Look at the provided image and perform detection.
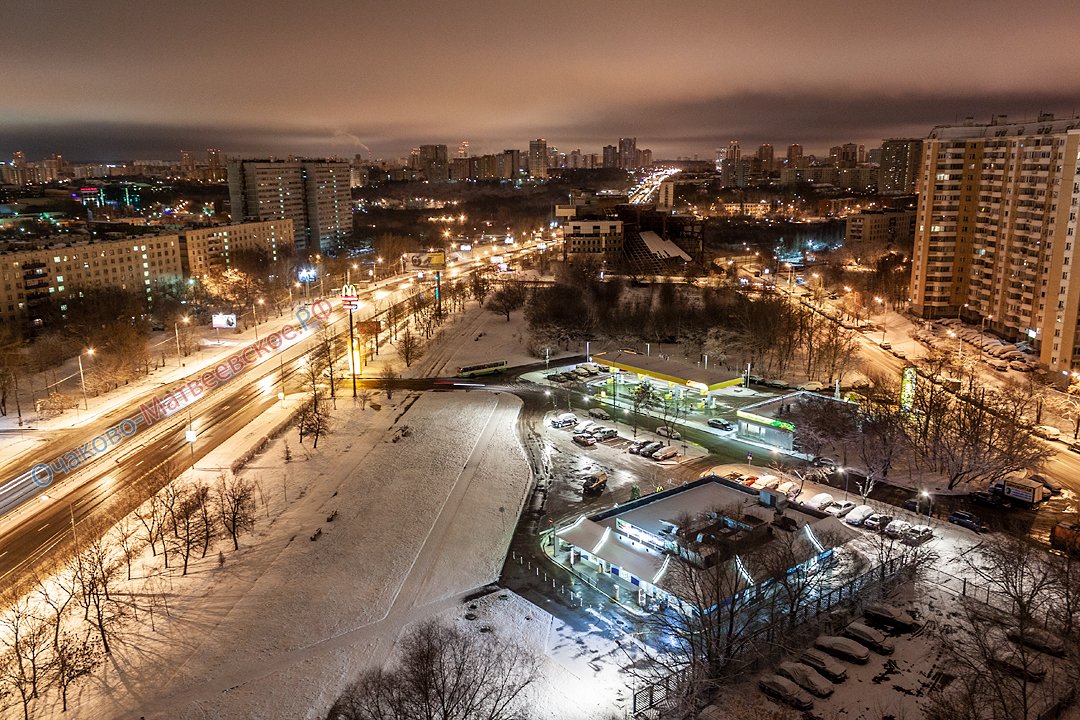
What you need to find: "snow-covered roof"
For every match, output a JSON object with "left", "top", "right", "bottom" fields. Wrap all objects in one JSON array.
[
  {"left": 556, "top": 516, "right": 668, "bottom": 585},
  {"left": 638, "top": 230, "right": 691, "bottom": 261}
]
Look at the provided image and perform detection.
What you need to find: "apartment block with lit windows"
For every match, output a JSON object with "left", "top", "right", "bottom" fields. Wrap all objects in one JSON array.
[
  {"left": 910, "top": 115, "right": 1080, "bottom": 373},
  {"left": 179, "top": 219, "right": 293, "bottom": 276},
  {"left": 0, "top": 235, "right": 183, "bottom": 327}
]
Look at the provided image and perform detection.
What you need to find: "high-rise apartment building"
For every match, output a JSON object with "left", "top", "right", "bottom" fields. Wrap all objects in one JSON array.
[
  {"left": 228, "top": 159, "right": 351, "bottom": 253},
  {"left": 180, "top": 220, "right": 292, "bottom": 276},
  {"left": 417, "top": 144, "right": 449, "bottom": 182},
  {"left": 618, "top": 137, "right": 637, "bottom": 170},
  {"left": 528, "top": 139, "right": 548, "bottom": 179},
  {"left": 757, "top": 144, "right": 775, "bottom": 171},
  {"left": 602, "top": 145, "right": 618, "bottom": 169},
  {"left": 910, "top": 115, "right": 1080, "bottom": 372},
  {"left": 879, "top": 138, "right": 923, "bottom": 195},
  {"left": 786, "top": 144, "right": 804, "bottom": 168}
]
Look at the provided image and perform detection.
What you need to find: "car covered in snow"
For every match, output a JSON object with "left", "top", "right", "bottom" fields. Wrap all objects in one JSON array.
[
  {"left": 844, "top": 505, "right": 875, "bottom": 526},
  {"left": 863, "top": 603, "right": 917, "bottom": 631},
  {"left": 814, "top": 635, "right": 871, "bottom": 664},
  {"left": 758, "top": 674, "right": 814, "bottom": 710},
  {"left": 777, "top": 661, "right": 833, "bottom": 698}
]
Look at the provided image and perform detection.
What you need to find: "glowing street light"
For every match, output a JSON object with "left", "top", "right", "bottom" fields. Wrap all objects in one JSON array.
[{"left": 174, "top": 315, "right": 190, "bottom": 367}]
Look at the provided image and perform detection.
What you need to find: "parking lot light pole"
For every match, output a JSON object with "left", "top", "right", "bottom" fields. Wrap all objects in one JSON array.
[
  {"left": 921, "top": 490, "right": 932, "bottom": 520},
  {"left": 78, "top": 348, "right": 94, "bottom": 410}
]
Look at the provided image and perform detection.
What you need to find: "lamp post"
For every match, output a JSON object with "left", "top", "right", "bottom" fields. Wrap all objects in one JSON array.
[
  {"left": 174, "top": 316, "right": 189, "bottom": 367},
  {"left": 947, "top": 330, "right": 963, "bottom": 364},
  {"left": 875, "top": 296, "right": 886, "bottom": 344},
  {"left": 920, "top": 490, "right": 932, "bottom": 520},
  {"left": 252, "top": 299, "right": 264, "bottom": 341},
  {"left": 980, "top": 315, "right": 993, "bottom": 351},
  {"left": 77, "top": 348, "right": 94, "bottom": 410}
]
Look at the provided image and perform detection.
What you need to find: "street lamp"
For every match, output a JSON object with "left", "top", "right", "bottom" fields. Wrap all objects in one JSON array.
[
  {"left": 77, "top": 348, "right": 94, "bottom": 410},
  {"left": 920, "top": 490, "right": 932, "bottom": 520},
  {"left": 174, "top": 316, "right": 190, "bottom": 367},
  {"left": 252, "top": 298, "right": 264, "bottom": 341},
  {"left": 980, "top": 315, "right": 993, "bottom": 351},
  {"left": 947, "top": 330, "right": 962, "bottom": 363},
  {"left": 874, "top": 296, "right": 886, "bottom": 344}
]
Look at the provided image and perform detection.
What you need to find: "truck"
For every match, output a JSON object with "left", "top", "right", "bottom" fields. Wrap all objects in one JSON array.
[
  {"left": 990, "top": 476, "right": 1045, "bottom": 505},
  {"left": 1051, "top": 522, "right": 1080, "bottom": 556}
]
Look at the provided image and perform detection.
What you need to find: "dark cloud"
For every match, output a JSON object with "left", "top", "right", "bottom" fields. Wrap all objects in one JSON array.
[{"left": 8, "top": 87, "right": 1075, "bottom": 163}]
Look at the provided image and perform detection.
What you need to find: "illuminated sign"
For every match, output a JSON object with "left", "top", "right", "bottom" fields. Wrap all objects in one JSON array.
[
  {"left": 211, "top": 313, "right": 236, "bottom": 329},
  {"left": 340, "top": 283, "right": 359, "bottom": 311},
  {"left": 736, "top": 409, "right": 795, "bottom": 433},
  {"left": 409, "top": 251, "right": 446, "bottom": 270}
]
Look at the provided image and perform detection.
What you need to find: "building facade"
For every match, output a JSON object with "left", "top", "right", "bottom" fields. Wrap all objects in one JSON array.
[
  {"left": 879, "top": 138, "right": 923, "bottom": 195},
  {"left": 179, "top": 220, "right": 293, "bottom": 276},
  {"left": 845, "top": 209, "right": 916, "bottom": 249},
  {"left": 0, "top": 235, "right": 184, "bottom": 326},
  {"left": 528, "top": 139, "right": 548, "bottom": 179},
  {"left": 228, "top": 159, "right": 351, "bottom": 253},
  {"left": 909, "top": 115, "right": 1080, "bottom": 372}
]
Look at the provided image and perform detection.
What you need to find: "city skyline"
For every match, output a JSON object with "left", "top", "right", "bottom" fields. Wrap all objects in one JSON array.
[{"left": 3, "top": 0, "right": 1080, "bottom": 161}]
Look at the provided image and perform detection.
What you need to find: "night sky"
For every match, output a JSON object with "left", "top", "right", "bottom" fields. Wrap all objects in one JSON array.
[{"left": 4, "top": 0, "right": 1080, "bottom": 162}]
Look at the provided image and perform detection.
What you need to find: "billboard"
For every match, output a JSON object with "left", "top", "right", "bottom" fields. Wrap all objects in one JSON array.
[
  {"left": 212, "top": 313, "right": 237, "bottom": 329},
  {"left": 409, "top": 251, "right": 446, "bottom": 270}
]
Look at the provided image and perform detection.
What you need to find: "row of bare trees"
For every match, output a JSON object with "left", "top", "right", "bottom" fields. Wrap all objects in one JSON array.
[
  {"left": 523, "top": 267, "right": 860, "bottom": 383},
  {"left": 0, "top": 465, "right": 259, "bottom": 718},
  {"left": 929, "top": 533, "right": 1080, "bottom": 720},
  {"left": 790, "top": 356, "right": 1053, "bottom": 491}
]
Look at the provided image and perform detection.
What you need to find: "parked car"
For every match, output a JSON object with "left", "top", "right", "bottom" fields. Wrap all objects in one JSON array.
[
  {"left": 591, "top": 427, "right": 618, "bottom": 440},
  {"left": 863, "top": 603, "right": 917, "bottom": 631},
  {"left": 751, "top": 475, "right": 781, "bottom": 490},
  {"left": 651, "top": 446, "right": 680, "bottom": 461},
  {"left": 811, "top": 456, "right": 838, "bottom": 469},
  {"left": 845, "top": 505, "right": 875, "bottom": 526},
  {"left": 843, "top": 622, "right": 895, "bottom": 655},
  {"left": 707, "top": 418, "right": 734, "bottom": 431},
  {"left": 1034, "top": 425, "right": 1062, "bottom": 440},
  {"left": 884, "top": 519, "right": 913, "bottom": 538},
  {"left": 805, "top": 492, "right": 835, "bottom": 511},
  {"left": 638, "top": 442, "right": 662, "bottom": 457},
  {"left": 903, "top": 524, "right": 933, "bottom": 545},
  {"left": 776, "top": 480, "right": 799, "bottom": 497},
  {"left": 863, "top": 513, "right": 893, "bottom": 532},
  {"left": 1006, "top": 627, "right": 1067, "bottom": 657},
  {"left": 824, "top": 500, "right": 857, "bottom": 517},
  {"left": 546, "top": 373, "right": 568, "bottom": 382},
  {"left": 797, "top": 649, "right": 848, "bottom": 682},
  {"left": 1010, "top": 360, "right": 1033, "bottom": 372},
  {"left": 970, "top": 490, "right": 1003, "bottom": 507},
  {"left": 656, "top": 426, "right": 681, "bottom": 440},
  {"left": 628, "top": 441, "right": 648, "bottom": 455},
  {"left": 1029, "top": 474, "right": 1063, "bottom": 495},
  {"left": 948, "top": 510, "right": 989, "bottom": 533},
  {"left": 572, "top": 433, "right": 596, "bottom": 447},
  {"left": 990, "top": 650, "right": 1046, "bottom": 682},
  {"left": 758, "top": 674, "right": 814, "bottom": 710},
  {"left": 878, "top": 341, "right": 892, "bottom": 350},
  {"left": 777, "top": 661, "right": 833, "bottom": 698},
  {"left": 798, "top": 381, "right": 826, "bottom": 392},
  {"left": 588, "top": 408, "right": 611, "bottom": 421},
  {"left": 550, "top": 417, "right": 577, "bottom": 429},
  {"left": 814, "top": 635, "right": 871, "bottom": 664}
]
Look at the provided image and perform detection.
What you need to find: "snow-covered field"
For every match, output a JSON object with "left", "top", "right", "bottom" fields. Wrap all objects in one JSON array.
[{"left": 39, "top": 390, "right": 545, "bottom": 720}]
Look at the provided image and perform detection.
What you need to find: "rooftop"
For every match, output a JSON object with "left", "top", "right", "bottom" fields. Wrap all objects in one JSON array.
[{"left": 592, "top": 349, "right": 741, "bottom": 391}]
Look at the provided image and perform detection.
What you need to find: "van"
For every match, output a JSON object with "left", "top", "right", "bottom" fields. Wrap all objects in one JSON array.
[{"left": 651, "top": 446, "right": 679, "bottom": 461}]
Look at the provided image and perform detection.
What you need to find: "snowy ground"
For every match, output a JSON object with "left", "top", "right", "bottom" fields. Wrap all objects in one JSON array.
[{"left": 31, "top": 389, "right": 552, "bottom": 720}]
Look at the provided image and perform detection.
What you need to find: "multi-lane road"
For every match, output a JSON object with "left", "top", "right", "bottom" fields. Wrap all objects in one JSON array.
[{"left": 0, "top": 239, "right": 550, "bottom": 585}]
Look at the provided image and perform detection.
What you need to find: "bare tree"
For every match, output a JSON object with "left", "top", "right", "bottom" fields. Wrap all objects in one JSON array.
[
  {"left": 168, "top": 485, "right": 202, "bottom": 576},
  {"left": 298, "top": 393, "right": 332, "bottom": 448},
  {"left": 112, "top": 516, "right": 140, "bottom": 581},
  {"left": 397, "top": 327, "right": 424, "bottom": 368},
  {"left": 0, "top": 593, "right": 50, "bottom": 718},
  {"left": 216, "top": 473, "right": 256, "bottom": 551},
  {"left": 52, "top": 631, "right": 99, "bottom": 713},
  {"left": 379, "top": 364, "right": 399, "bottom": 400},
  {"left": 327, "top": 619, "right": 538, "bottom": 720},
  {"left": 485, "top": 282, "right": 528, "bottom": 321}
]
